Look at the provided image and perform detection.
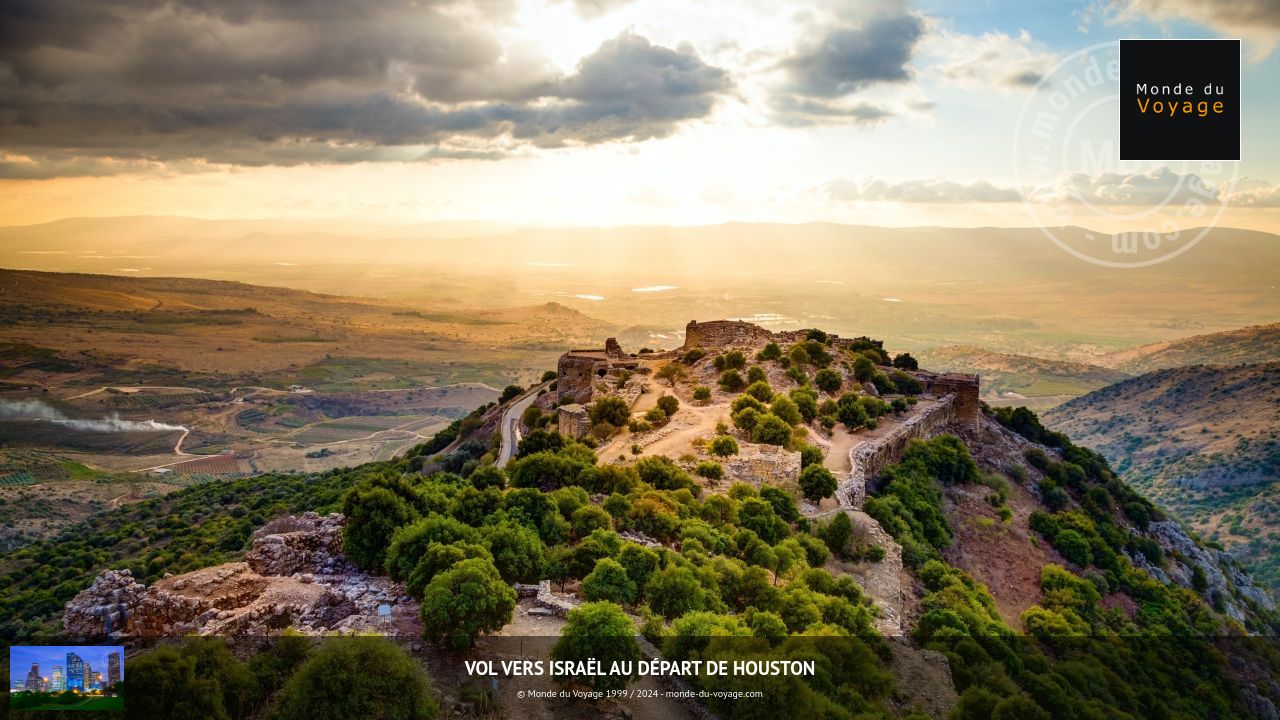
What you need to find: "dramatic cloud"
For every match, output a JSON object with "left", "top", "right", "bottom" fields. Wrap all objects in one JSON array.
[
  {"left": 771, "top": 7, "right": 924, "bottom": 124},
  {"left": 826, "top": 177, "right": 1021, "bottom": 203},
  {"left": 0, "top": 1, "right": 730, "bottom": 177}
]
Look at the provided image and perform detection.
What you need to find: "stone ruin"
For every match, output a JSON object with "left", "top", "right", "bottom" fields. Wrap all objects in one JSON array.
[
  {"left": 64, "top": 512, "right": 417, "bottom": 639},
  {"left": 556, "top": 403, "right": 591, "bottom": 440},
  {"left": 556, "top": 337, "right": 644, "bottom": 404}
]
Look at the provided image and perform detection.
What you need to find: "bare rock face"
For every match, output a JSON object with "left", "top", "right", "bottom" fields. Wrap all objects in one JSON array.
[
  {"left": 64, "top": 512, "right": 418, "bottom": 638},
  {"left": 63, "top": 569, "right": 146, "bottom": 639}
]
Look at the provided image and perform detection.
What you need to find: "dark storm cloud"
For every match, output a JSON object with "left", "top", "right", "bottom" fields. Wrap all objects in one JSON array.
[
  {"left": 772, "top": 9, "right": 923, "bottom": 124},
  {"left": 0, "top": 1, "right": 730, "bottom": 177}
]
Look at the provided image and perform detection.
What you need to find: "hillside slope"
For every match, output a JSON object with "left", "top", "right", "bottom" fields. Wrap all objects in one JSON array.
[
  {"left": 1104, "top": 323, "right": 1280, "bottom": 373},
  {"left": 1045, "top": 363, "right": 1280, "bottom": 592}
]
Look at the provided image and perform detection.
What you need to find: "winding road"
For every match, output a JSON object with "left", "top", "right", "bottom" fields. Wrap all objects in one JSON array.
[{"left": 496, "top": 382, "right": 550, "bottom": 468}]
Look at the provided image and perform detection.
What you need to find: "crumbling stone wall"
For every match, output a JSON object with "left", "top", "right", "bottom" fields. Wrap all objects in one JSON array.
[
  {"left": 682, "top": 320, "right": 777, "bottom": 350},
  {"left": 913, "top": 372, "right": 979, "bottom": 426},
  {"left": 64, "top": 512, "right": 415, "bottom": 638},
  {"left": 722, "top": 442, "right": 802, "bottom": 493},
  {"left": 836, "top": 397, "right": 958, "bottom": 507}
]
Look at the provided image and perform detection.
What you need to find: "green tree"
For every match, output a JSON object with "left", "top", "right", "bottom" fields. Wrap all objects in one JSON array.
[
  {"left": 468, "top": 464, "right": 507, "bottom": 490},
  {"left": 751, "top": 413, "right": 793, "bottom": 446},
  {"left": 710, "top": 434, "right": 739, "bottom": 457},
  {"left": 758, "top": 342, "right": 782, "bottom": 361},
  {"left": 552, "top": 602, "right": 642, "bottom": 692},
  {"left": 483, "top": 521, "right": 547, "bottom": 583},
  {"left": 589, "top": 397, "right": 631, "bottom": 427},
  {"left": 419, "top": 558, "right": 516, "bottom": 649},
  {"left": 747, "top": 365, "right": 768, "bottom": 384},
  {"left": 647, "top": 565, "right": 711, "bottom": 619},
  {"left": 1052, "top": 529, "right": 1093, "bottom": 567},
  {"left": 571, "top": 504, "right": 613, "bottom": 538},
  {"left": 821, "top": 512, "right": 854, "bottom": 557},
  {"left": 343, "top": 486, "right": 417, "bottom": 573},
  {"left": 635, "top": 455, "right": 695, "bottom": 491},
  {"left": 693, "top": 385, "right": 712, "bottom": 401},
  {"left": 269, "top": 638, "right": 439, "bottom": 720},
  {"left": 406, "top": 542, "right": 493, "bottom": 599},
  {"left": 385, "top": 514, "right": 481, "bottom": 581},
  {"left": 582, "top": 557, "right": 638, "bottom": 604},
  {"left": 500, "top": 385, "right": 524, "bottom": 403},
  {"left": 799, "top": 464, "right": 838, "bottom": 502},
  {"left": 656, "top": 394, "right": 680, "bottom": 416},
  {"left": 770, "top": 395, "right": 803, "bottom": 426}
]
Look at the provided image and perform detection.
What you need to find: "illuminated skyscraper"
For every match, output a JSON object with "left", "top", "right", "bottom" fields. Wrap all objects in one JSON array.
[
  {"left": 90, "top": 671, "right": 102, "bottom": 690},
  {"left": 66, "top": 653, "right": 85, "bottom": 691},
  {"left": 51, "top": 665, "right": 66, "bottom": 692},
  {"left": 107, "top": 652, "right": 121, "bottom": 687},
  {"left": 24, "top": 663, "right": 40, "bottom": 692}
]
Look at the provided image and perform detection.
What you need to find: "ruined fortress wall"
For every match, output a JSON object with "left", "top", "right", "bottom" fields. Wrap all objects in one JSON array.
[
  {"left": 837, "top": 397, "right": 958, "bottom": 508},
  {"left": 557, "top": 354, "right": 608, "bottom": 403},
  {"left": 681, "top": 320, "right": 777, "bottom": 350}
]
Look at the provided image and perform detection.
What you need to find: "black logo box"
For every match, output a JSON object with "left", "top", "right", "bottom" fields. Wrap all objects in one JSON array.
[{"left": 1120, "top": 39, "right": 1241, "bottom": 161}]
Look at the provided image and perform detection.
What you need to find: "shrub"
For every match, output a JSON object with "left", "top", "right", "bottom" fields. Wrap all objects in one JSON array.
[
  {"left": 695, "top": 461, "right": 724, "bottom": 481},
  {"left": 1052, "top": 529, "right": 1093, "bottom": 567},
  {"left": 589, "top": 397, "right": 631, "bottom": 427},
  {"left": 636, "top": 455, "right": 696, "bottom": 491},
  {"left": 821, "top": 512, "right": 854, "bottom": 557},
  {"left": 747, "top": 365, "right": 767, "bottom": 384},
  {"left": 770, "top": 395, "right": 803, "bottom": 426},
  {"left": 468, "top": 465, "right": 506, "bottom": 491},
  {"left": 405, "top": 542, "right": 492, "bottom": 599},
  {"left": 693, "top": 385, "right": 711, "bottom": 401},
  {"left": 500, "top": 385, "right": 524, "bottom": 403},
  {"left": 799, "top": 464, "right": 838, "bottom": 502},
  {"left": 718, "top": 370, "right": 746, "bottom": 392},
  {"left": 745, "top": 380, "right": 775, "bottom": 402},
  {"left": 419, "top": 558, "right": 516, "bottom": 649},
  {"left": 483, "top": 522, "right": 547, "bottom": 583},
  {"left": 552, "top": 602, "right": 641, "bottom": 692},
  {"left": 814, "top": 369, "right": 843, "bottom": 393},
  {"left": 758, "top": 342, "right": 782, "bottom": 361},
  {"left": 644, "top": 407, "right": 668, "bottom": 424},
  {"left": 270, "top": 638, "right": 439, "bottom": 720},
  {"left": 892, "top": 353, "right": 918, "bottom": 371}
]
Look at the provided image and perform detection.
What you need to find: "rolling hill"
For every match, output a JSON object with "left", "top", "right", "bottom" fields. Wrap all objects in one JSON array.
[
  {"left": 917, "top": 346, "right": 1131, "bottom": 409},
  {"left": 1102, "top": 323, "right": 1280, "bottom": 374},
  {"left": 1045, "top": 363, "right": 1280, "bottom": 593}
]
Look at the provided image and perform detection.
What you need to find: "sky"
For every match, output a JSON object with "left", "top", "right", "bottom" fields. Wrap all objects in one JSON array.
[
  {"left": 8, "top": 646, "right": 124, "bottom": 687},
  {"left": 2, "top": 0, "right": 1279, "bottom": 232}
]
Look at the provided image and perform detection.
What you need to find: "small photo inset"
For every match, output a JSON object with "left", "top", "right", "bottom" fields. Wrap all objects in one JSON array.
[{"left": 8, "top": 645, "right": 123, "bottom": 712}]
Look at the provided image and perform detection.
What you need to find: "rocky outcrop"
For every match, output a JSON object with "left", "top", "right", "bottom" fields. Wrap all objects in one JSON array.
[
  {"left": 64, "top": 512, "right": 417, "bottom": 638},
  {"left": 1145, "top": 520, "right": 1276, "bottom": 622}
]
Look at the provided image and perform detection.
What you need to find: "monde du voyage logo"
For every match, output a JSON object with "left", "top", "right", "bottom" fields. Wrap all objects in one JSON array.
[{"left": 1121, "top": 39, "right": 1241, "bottom": 161}]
